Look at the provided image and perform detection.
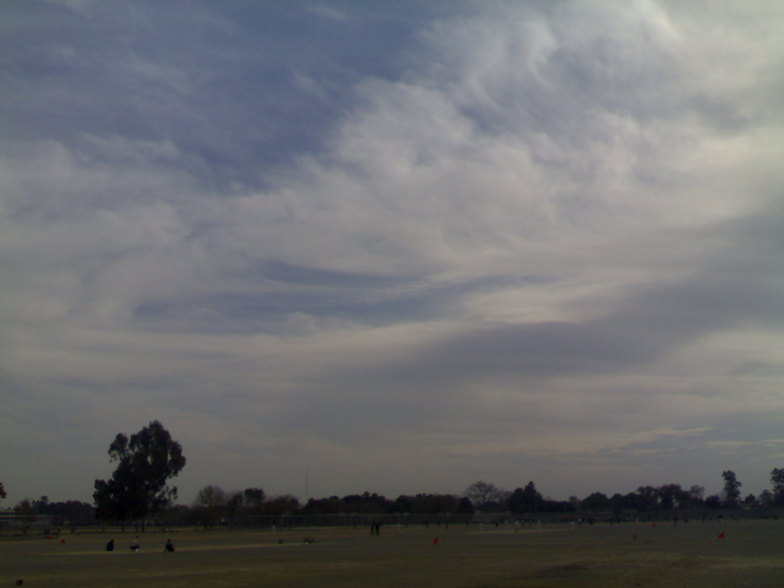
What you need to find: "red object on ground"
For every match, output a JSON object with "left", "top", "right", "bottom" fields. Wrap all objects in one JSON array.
[
  {"left": 717, "top": 531, "right": 726, "bottom": 539},
  {"left": 433, "top": 537, "right": 439, "bottom": 545}
]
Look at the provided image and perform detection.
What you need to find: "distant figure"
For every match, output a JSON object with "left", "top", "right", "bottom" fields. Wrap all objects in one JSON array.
[
  {"left": 165, "top": 538, "right": 175, "bottom": 552},
  {"left": 130, "top": 538, "right": 140, "bottom": 552},
  {"left": 105, "top": 539, "right": 115, "bottom": 552},
  {"left": 370, "top": 521, "right": 381, "bottom": 536}
]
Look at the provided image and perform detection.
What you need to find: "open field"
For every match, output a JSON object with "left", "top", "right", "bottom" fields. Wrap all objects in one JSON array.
[{"left": 2, "top": 519, "right": 784, "bottom": 587}]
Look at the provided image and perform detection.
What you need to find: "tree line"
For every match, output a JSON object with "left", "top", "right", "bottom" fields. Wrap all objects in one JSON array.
[{"left": 5, "top": 422, "right": 784, "bottom": 529}]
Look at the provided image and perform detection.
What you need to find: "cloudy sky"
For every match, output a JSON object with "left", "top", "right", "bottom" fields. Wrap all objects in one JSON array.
[{"left": 2, "top": 0, "right": 783, "bottom": 506}]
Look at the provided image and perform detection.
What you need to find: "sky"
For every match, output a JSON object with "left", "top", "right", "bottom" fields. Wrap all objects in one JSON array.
[{"left": 1, "top": 0, "right": 783, "bottom": 507}]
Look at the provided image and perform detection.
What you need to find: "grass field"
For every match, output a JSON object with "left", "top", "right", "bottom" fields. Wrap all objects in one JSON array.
[{"left": 2, "top": 519, "right": 784, "bottom": 587}]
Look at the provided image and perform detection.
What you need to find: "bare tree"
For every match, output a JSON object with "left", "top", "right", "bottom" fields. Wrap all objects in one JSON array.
[
  {"left": 464, "top": 481, "right": 505, "bottom": 508},
  {"left": 193, "top": 485, "right": 227, "bottom": 527}
]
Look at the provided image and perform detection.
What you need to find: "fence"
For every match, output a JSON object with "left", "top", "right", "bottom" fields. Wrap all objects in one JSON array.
[{"left": 0, "top": 512, "right": 58, "bottom": 534}]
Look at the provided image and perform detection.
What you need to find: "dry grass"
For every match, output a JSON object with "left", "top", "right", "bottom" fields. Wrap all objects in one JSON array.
[{"left": 2, "top": 519, "right": 784, "bottom": 587}]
